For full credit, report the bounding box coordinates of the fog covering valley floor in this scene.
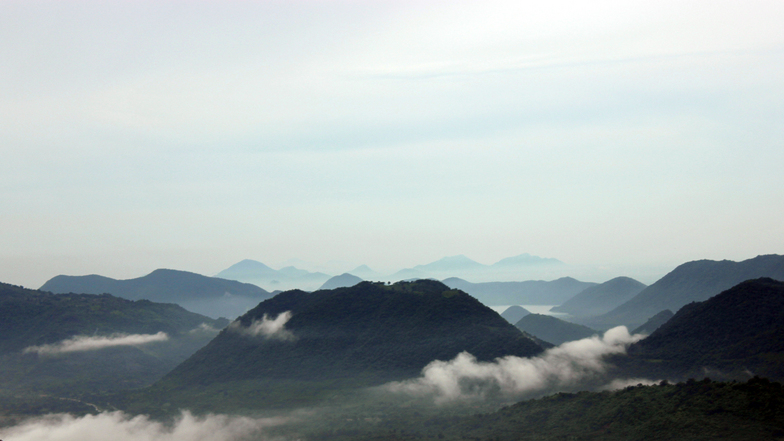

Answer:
[2,263,784,439]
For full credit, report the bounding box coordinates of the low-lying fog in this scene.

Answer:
[1,327,655,441]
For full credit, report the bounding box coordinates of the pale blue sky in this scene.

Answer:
[2,0,783,287]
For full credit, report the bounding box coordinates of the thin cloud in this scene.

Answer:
[189,323,221,334]
[0,411,284,441]
[385,326,647,403]
[229,311,295,341]
[23,332,169,356]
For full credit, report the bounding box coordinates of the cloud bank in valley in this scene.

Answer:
[1,411,283,441]
[386,326,648,403]
[23,332,169,356]
[229,311,295,341]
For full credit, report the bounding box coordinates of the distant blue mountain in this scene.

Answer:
[215,259,331,291]
[492,253,563,267]
[320,273,364,290]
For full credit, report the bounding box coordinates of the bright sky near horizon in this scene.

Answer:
[2,0,783,288]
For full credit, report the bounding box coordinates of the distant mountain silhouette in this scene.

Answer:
[621,278,784,380]
[150,280,544,411]
[413,255,485,272]
[500,305,530,324]
[216,259,331,291]
[587,255,784,328]
[40,269,270,319]
[348,264,379,279]
[514,314,597,346]
[551,276,646,320]
[0,282,227,395]
[442,277,596,305]
[388,254,564,282]
[319,273,363,290]
[491,253,563,267]
[631,310,674,335]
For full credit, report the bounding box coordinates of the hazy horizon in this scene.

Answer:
[2,0,782,289]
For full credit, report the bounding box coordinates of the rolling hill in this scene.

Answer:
[40,269,270,319]
[514,314,597,346]
[319,273,363,290]
[620,277,784,380]
[550,276,646,320]
[0,282,227,395]
[142,280,544,412]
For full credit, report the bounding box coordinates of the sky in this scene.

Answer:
[2,0,783,288]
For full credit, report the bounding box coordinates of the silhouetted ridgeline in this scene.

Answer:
[40,269,271,318]
[551,276,646,319]
[443,277,596,305]
[619,278,784,381]
[586,254,784,328]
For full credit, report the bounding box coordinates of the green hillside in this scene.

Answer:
[0,282,227,395]
[316,377,784,440]
[137,280,544,412]
[620,277,784,381]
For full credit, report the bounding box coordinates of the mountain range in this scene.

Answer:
[387,253,565,282]
[215,259,332,292]
[619,277,784,381]
[212,253,568,292]
[443,277,596,305]
[583,254,784,328]
[40,269,270,319]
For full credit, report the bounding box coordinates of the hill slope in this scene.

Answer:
[631,309,674,335]
[145,280,544,411]
[514,314,597,346]
[500,305,530,324]
[622,277,784,380]
[319,273,363,290]
[589,254,784,328]
[41,269,271,318]
[551,276,646,319]
[0,282,227,395]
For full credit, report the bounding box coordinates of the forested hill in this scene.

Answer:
[40,269,271,318]
[149,280,543,411]
[324,377,784,441]
[622,277,784,380]
[588,254,784,328]
[0,282,227,393]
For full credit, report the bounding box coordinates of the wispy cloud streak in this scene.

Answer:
[386,326,647,403]
[23,332,169,356]
[229,311,295,341]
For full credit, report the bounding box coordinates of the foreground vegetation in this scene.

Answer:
[282,377,784,440]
